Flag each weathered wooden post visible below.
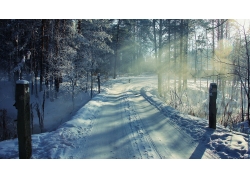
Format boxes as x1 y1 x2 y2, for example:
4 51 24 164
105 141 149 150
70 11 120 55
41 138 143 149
209 83 217 129
14 80 32 159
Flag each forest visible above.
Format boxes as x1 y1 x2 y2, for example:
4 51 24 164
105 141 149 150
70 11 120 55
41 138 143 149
0 19 250 141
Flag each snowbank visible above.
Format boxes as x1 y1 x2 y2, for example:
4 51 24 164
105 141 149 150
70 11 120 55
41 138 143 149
141 86 250 159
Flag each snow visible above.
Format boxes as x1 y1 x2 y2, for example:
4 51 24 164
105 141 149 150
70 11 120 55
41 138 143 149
16 80 29 84
141 85 249 159
0 74 249 159
1 74 250 178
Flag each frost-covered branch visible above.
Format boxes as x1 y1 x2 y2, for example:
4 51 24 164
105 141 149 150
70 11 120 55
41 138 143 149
13 56 25 74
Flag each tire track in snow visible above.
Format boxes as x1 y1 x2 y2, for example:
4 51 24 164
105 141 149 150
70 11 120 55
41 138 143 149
126 90 176 159
121 87 164 159
119 94 142 158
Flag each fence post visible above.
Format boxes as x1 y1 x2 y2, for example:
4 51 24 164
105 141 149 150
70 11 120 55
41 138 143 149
209 83 217 129
14 80 32 159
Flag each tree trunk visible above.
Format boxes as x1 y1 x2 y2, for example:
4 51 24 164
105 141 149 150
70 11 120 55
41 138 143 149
31 27 35 95
40 19 46 92
174 20 177 108
220 19 225 106
194 29 198 83
91 61 93 98
206 29 209 89
243 26 250 125
183 20 188 90
113 19 120 79
158 19 163 96
212 19 215 82
167 19 171 91
138 22 142 74
45 20 50 99
77 19 81 34
178 19 183 92
54 19 60 96
216 19 220 86
132 20 136 73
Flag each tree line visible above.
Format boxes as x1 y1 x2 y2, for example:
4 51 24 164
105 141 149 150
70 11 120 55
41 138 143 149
0 19 250 128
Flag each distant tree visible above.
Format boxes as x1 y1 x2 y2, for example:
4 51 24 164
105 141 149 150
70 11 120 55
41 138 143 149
233 21 250 125
113 19 120 79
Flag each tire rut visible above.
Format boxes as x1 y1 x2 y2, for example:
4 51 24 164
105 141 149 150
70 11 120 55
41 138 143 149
120 89 164 159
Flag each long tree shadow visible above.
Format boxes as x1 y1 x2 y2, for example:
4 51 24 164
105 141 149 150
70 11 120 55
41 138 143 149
189 127 215 159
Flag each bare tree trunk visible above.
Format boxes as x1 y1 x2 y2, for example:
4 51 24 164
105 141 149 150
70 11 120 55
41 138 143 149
158 19 163 96
206 29 209 89
153 19 159 93
54 19 60 97
77 19 81 34
40 19 46 92
212 19 215 82
133 20 138 74
178 19 183 92
183 20 188 90
220 19 225 106
167 19 171 91
113 19 120 79
237 39 244 122
30 27 35 95
243 26 250 125
44 20 50 99
91 61 93 98
194 28 198 83
138 21 142 74
217 19 220 86
49 20 55 102
153 19 157 62
174 20 177 108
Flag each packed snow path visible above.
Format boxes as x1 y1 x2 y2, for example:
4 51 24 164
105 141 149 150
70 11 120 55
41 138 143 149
48 77 219 159
1 75 249 159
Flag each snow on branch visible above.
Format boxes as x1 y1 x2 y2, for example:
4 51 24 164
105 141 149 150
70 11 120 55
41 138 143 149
13 56 25 73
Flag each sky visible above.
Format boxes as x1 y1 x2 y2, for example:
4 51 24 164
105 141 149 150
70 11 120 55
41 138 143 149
1 1 250 19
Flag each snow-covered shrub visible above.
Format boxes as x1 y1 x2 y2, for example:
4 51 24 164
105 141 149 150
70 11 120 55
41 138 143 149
161 78 250 134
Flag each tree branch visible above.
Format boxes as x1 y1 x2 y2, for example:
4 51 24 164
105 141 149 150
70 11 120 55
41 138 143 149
206 19 228 31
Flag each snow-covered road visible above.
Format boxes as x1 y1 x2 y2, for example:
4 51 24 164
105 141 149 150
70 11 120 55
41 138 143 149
0 75 248 159
50 77 218 159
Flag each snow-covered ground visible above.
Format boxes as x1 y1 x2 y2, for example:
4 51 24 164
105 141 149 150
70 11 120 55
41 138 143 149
0 74 249 159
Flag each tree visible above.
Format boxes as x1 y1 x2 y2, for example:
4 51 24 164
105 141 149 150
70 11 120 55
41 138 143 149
113 19 120 79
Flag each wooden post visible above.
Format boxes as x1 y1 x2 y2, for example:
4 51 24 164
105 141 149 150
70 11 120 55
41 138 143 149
14 80 32 159
209 83 217 129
